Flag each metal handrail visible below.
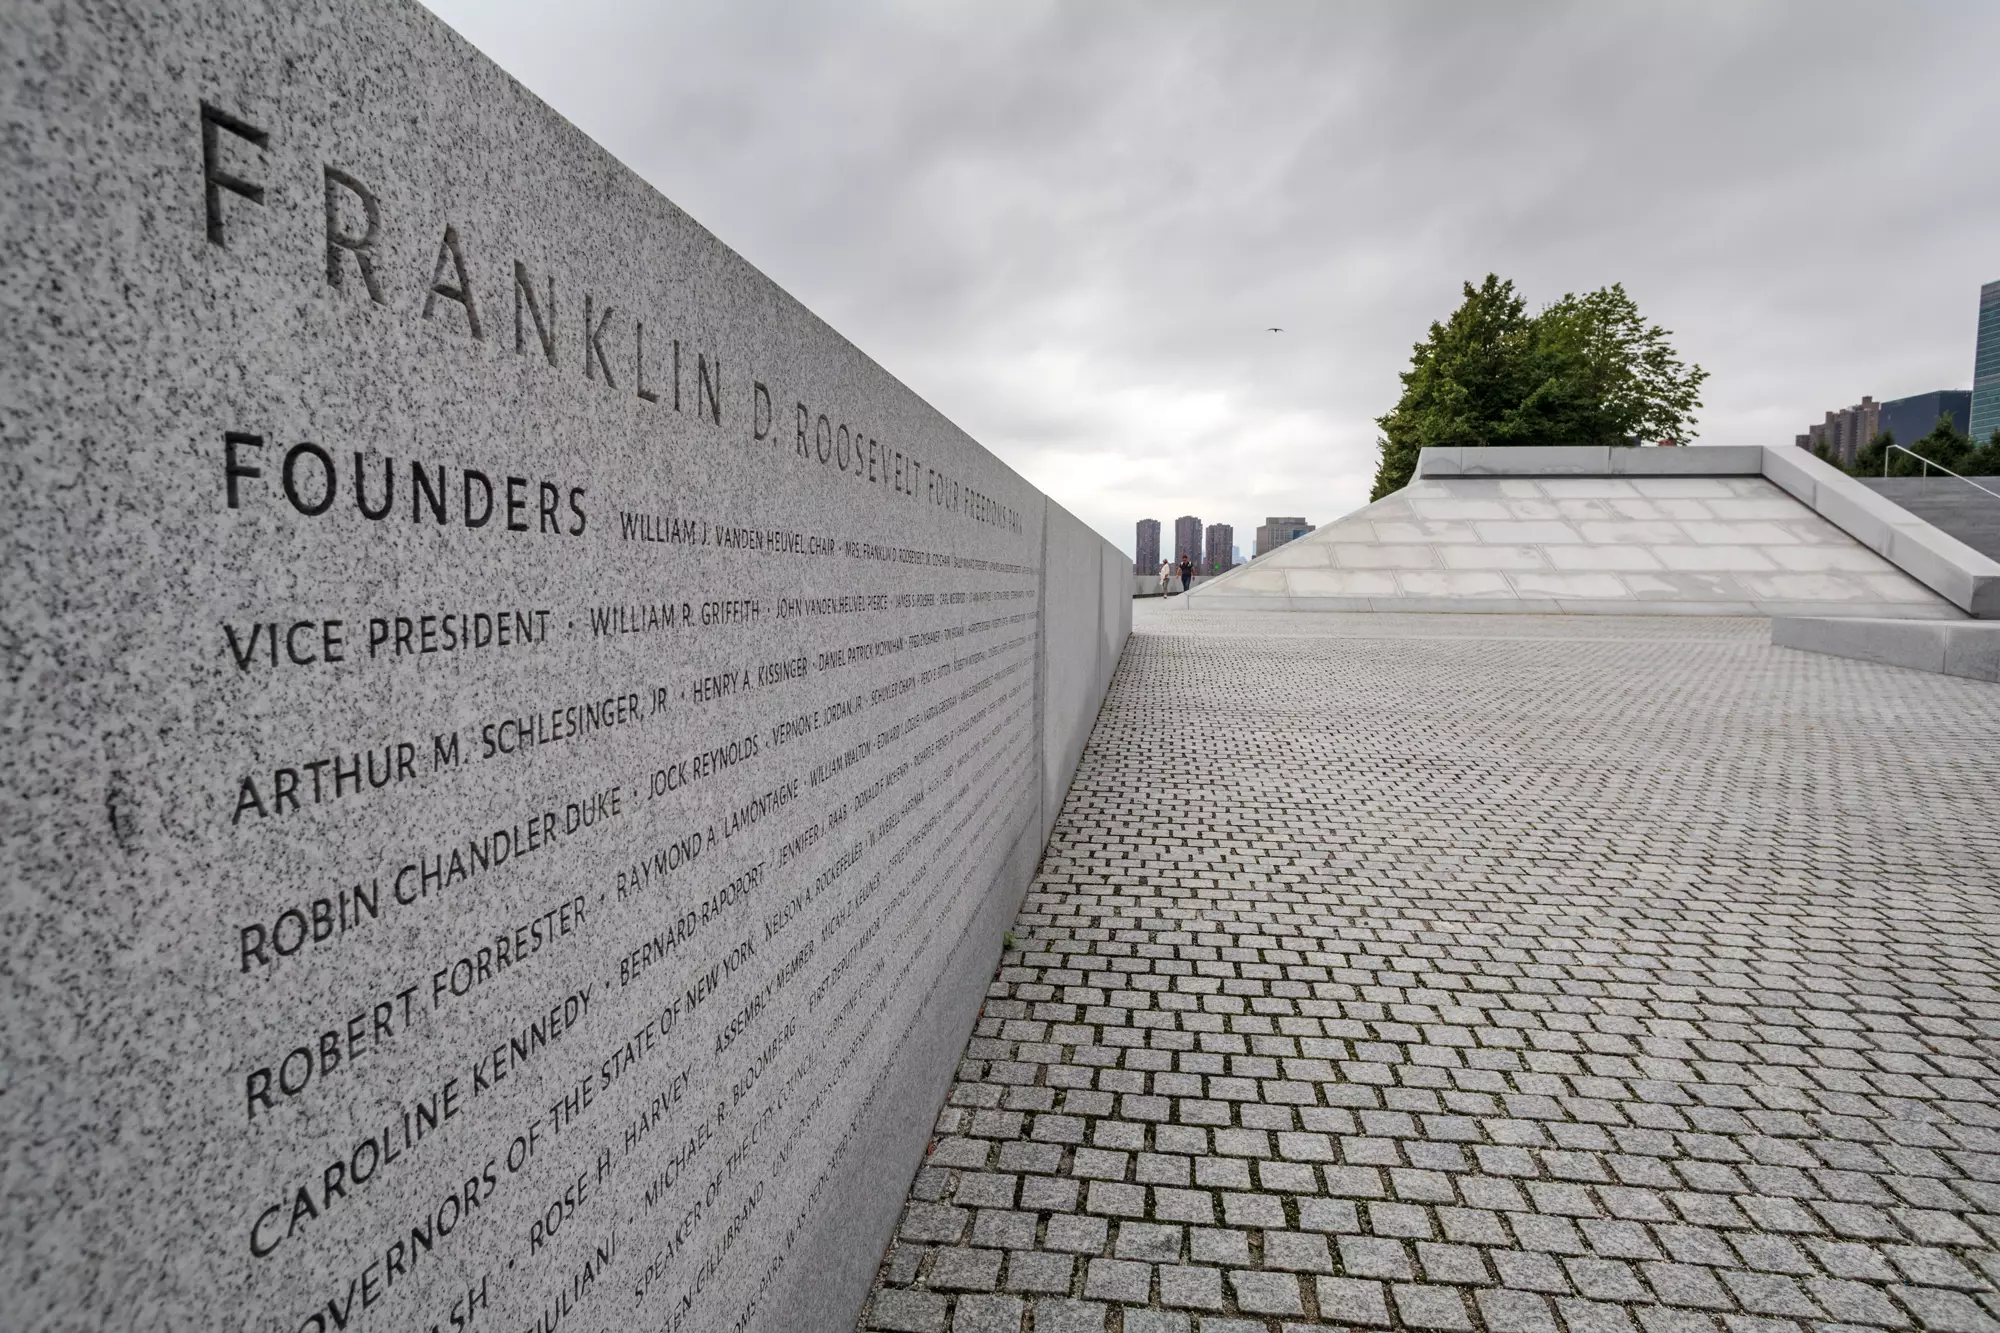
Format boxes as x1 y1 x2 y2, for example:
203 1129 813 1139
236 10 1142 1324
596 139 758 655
1883 443 2000 501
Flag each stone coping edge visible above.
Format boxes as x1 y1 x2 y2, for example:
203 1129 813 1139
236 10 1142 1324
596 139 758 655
1415 445 2000 617
1186 594 1964 619
1772 617 2000 683
1419 445 1766 477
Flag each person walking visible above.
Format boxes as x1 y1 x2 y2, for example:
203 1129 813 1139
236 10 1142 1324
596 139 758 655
1178 555 1193 592
1157 560 1173 596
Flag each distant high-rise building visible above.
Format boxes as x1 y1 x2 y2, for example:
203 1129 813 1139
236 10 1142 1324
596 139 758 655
1973 280 2000 442
1232 544 1244 565
1134 518 1160 575
1203 523 1234 574
1877 390 1972 450
1254 516 1314 557
1795 396 1880 467
1173 516 1203 569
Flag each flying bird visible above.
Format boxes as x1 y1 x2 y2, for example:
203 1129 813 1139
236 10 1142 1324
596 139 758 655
1266 327 1283 332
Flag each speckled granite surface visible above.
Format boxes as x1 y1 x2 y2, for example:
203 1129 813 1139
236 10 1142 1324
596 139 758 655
0 3 1127 1329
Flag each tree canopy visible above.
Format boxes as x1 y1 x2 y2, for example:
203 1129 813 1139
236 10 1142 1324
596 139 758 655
1837 417 2000 480
1369 275 1709 500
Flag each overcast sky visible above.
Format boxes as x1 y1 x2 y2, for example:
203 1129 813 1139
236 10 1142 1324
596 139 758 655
425 0 1999 559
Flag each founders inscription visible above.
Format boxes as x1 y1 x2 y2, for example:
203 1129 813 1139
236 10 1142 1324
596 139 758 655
0 3 1127 1331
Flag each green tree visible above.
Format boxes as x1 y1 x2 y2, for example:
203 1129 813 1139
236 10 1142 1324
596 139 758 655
1848 417 2000 479
1369 276 1709 499
1369 276 1533 500
1848 429 1902 477
1976 430 2000 477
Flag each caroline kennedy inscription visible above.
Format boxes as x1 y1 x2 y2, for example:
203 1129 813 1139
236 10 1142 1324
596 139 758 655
0 2 1129 1331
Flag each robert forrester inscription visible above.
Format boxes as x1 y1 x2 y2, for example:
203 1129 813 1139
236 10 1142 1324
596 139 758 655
0 3 1129 1333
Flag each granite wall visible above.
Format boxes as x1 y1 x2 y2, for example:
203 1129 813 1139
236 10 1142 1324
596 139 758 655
0 2 1129 1330
1039 501 1130 844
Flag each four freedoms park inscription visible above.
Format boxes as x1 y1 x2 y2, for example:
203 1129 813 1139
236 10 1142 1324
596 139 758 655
0 2 1131 1330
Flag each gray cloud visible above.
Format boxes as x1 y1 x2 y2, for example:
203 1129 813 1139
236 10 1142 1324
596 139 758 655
423 0 2000 556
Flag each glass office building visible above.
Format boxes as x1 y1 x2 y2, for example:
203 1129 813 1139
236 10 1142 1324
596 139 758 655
1878 390 1971 448
1974 280 2000 442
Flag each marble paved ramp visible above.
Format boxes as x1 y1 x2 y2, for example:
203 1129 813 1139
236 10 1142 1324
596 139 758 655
1191 475 1960 618
857 600 2000 1333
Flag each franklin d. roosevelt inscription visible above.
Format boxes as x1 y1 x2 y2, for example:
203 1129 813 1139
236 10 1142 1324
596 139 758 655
0 3 1130 1332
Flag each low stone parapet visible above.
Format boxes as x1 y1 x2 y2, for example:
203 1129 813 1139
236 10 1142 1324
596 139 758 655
1772 617 2000 682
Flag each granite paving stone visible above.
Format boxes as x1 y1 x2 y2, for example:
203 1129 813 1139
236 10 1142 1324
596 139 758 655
1479 1289 1561 1333
1558 1298 1642 1333
1125 1315 1193 1333
859 606 2000 1331
1893 1287 2000 1333
1084 1257 1152 1303
930 1248 1004 1292
971 1211 1038 1251
1118 1223 1186 1262
1397 1283 1479 1330
1045 1214 1111 1254
1004 1250 1074 1294
1033 1299 1110 1333
868 1288 949 1333
1265 1230 1335 1273
947 1295 1025 1333
1160 1265 1228 1311
1230 1269 1306 1316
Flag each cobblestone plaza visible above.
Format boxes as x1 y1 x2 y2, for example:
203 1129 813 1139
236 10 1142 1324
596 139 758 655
861 602 2000 1333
